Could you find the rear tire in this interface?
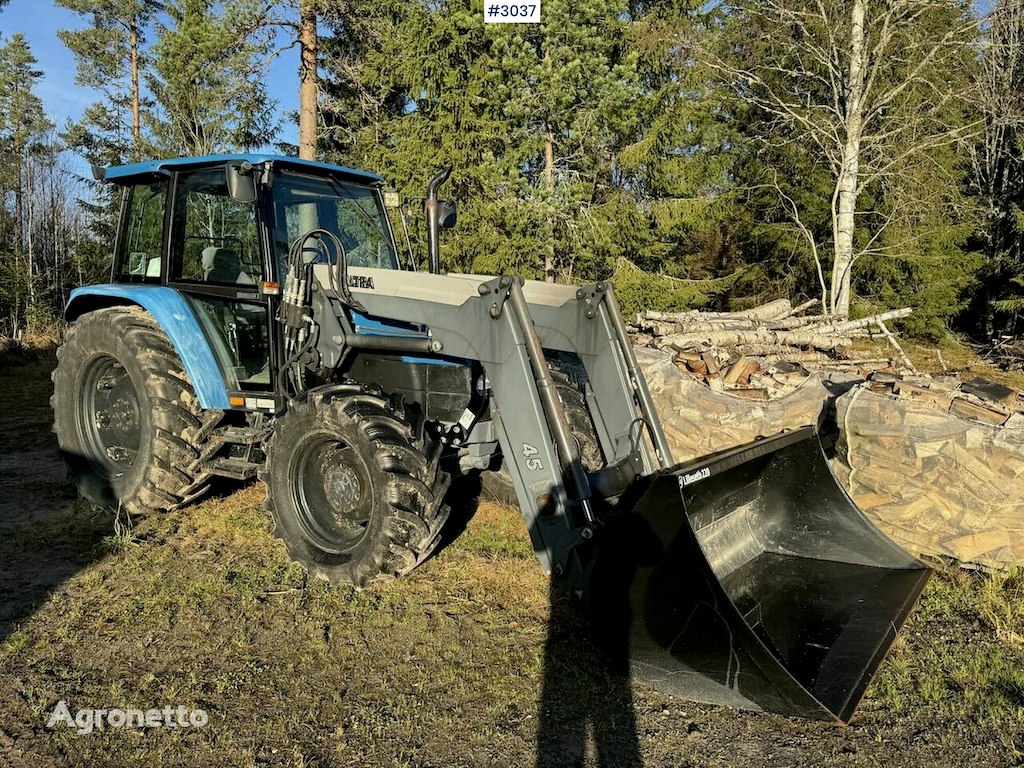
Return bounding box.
[262,385,451,587]
[550,367,604,471]
[487,365,603,505]
[51,306,221,516]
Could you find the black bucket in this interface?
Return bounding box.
[587,426,930,723]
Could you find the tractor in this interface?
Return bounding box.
[52,154,930,723]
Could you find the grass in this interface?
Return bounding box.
[3,343,1024,766]
[3,486,1023,767]
[871,565,1024,753]
[0,486,556,767]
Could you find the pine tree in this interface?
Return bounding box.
[226,0,320,158]
[0,34,53,330]
[147,0,278,156]
[319,0,544,274]
[614,0,740,281]
[57,0,157,164]
[965,0,1024,337]
[319,0,734,294]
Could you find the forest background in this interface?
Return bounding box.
[2,0,1023,342]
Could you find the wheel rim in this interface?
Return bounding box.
[291,432,373,555]
[78,354,142,476]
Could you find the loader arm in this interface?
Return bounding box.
[316,265,931,724]
[316,265,664,581]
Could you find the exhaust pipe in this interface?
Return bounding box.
[425,166,453,274]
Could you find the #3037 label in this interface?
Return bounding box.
[484,1,540,23]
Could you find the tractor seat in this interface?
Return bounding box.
[202,246,255,285]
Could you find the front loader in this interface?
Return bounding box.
[53,154,929,724]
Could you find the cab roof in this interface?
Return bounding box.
[99,153,382,185]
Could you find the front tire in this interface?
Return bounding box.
[51,306,221,516]
[262,386,451,587]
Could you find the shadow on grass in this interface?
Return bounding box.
[0,357,114,646]
[536,580,643,768]
[536,508,665,768]
[481,467,650,765]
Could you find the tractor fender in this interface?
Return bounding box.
[65,285,230,410]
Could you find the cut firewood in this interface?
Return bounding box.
[686,358,709,377]
[893,381,933,397]
[672,350,703,364]
[961,377,1019,407]
[701,352,720,377]
[772,360,804,374]
[950,397,1010,426]
[870,371,902,384]
[724,356,759,385]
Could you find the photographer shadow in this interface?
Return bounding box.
[534,511,662,768]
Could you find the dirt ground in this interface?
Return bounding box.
[1,353,1022,768]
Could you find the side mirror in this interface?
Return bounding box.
[436,199,457,229]
[226,161,257,203]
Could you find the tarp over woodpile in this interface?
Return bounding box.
[836,386,1024,570]
[635,347,832,462]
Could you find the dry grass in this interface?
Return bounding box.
[0,487,556,767]
[852,334,1024,391]
[2,481,1022,767]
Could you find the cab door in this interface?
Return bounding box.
[166,167,276,396]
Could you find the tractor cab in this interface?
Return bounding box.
[100,154,404,405]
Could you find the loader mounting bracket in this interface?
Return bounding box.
[575,281,610,319]
[478,276,516,319]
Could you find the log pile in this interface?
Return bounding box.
[636,347,832,462]
[629,299,914,399]
[836,385,1024,570]
[863,372,1024,426]
[629,297,1024,569]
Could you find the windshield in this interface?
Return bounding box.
[270,171,399,278]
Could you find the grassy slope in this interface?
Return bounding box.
[0,354,1022,767]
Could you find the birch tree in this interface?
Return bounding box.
[716,0,980,318]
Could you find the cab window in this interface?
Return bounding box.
[117,181,167,280]
[271,172,398,278]
[170,169,261,286]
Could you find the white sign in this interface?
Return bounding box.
[484,1,541,23]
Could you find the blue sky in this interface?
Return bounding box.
[0,0,300,170]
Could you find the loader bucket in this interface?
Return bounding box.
[587,426,930,723]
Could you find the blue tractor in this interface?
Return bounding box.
[53,154,930,723]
